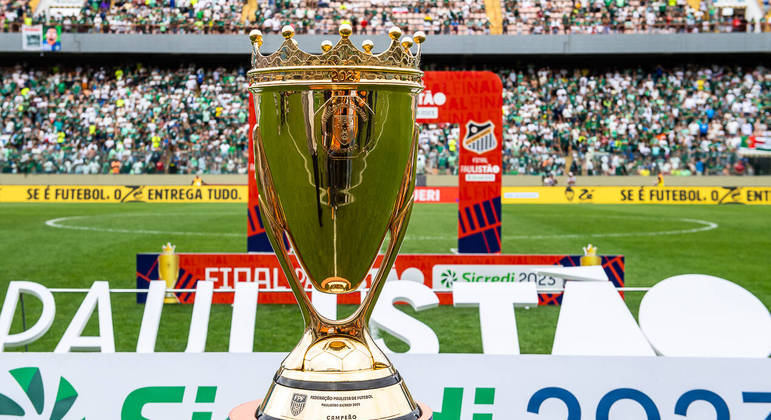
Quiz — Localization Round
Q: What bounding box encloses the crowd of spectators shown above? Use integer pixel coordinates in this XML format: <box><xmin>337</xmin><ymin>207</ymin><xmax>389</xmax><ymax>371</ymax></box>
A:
<box><xmin>0</xmin><ymin>63</ymin><xmax>767</xmax><ymax>176</ymax></box>
<box><xmin>2</xmin><ymin>0</ymin><xmax>490</xmax><ymax>35</ymax></box>
<box><xmin>402</xmin><ymin>64</ymin><xmax>768</xmax><ymax>177</ymax></box>
<box><xmin>0</xmin><ymin>64</ymin><xmax>250</xmax><ymax>174</ymax></box>
<box><xmin>2</xmin><ymin>0</ymin><xmax>767</xmax><ymax>35</ymax></box>
<box><xmin>0</xmin><ymin>0</ymin><xmax>32</xmax><ymax>31</ymax></box>
<box><xmin>498</xmin><ymin>65</ymin><xmax>768</xmax><ymax>176</ymax></box>
<box><xmin>501</xmin><ymin>0</ymin><xmax>764</xmax><ymax>34</ymax></box>
<box><xmin>70</xmin><ymin>0</ymin><xmax>249</xmax><ymax>34</ymax></box>
<box><xmin>242</xmin><ymin>0</ymin><xmax>489</xmax><ymax>36</ymax></box>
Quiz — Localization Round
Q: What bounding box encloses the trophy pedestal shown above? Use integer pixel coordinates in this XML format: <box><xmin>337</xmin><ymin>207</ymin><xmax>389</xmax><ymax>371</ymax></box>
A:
<box><xmin>228</xmin><ymin>400</ymin><xmax>433</xmax><ymax>420</ymax></box>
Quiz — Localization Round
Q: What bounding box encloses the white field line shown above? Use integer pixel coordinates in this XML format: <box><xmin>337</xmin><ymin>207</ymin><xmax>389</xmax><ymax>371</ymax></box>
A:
<box><xmin>505</xmin><ymin>218</ymin><xmax>718</xmax><ymax>240</ymax></box>
<box><xmin>44</xmin><ymin>213</ymin><xmax>718</xmax><ymax>240</ymax></box>
<box><xmin>412</xmin><ymin>216</ymin><xmax>718</xmax><ymax>240</ymax></box>
<box><xmin>45</xmin><ymin>212</ymin><xmax>244</xmax><ymax>237</ymax></box>
<box><xmin>46</xmin><ymin>216</ymin><xmax>243</xmax><ymax>237</ymax></box>
<box><xmin>395</xmin><ymin>217</ymin><xmax>718</xmax><ymax>240</ymax></box>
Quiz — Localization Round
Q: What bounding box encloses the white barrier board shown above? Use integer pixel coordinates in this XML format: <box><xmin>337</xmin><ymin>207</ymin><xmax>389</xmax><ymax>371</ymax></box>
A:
<box><xmin>0</xmin><ymin>353</ymin><xmax>769</xmax><ymax>419</ymax></box>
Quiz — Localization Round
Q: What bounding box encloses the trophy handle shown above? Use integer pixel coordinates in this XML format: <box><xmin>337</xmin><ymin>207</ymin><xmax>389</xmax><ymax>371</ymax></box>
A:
<box><xmin>253</xmin><ymin>123</ymin><xmax>315</xmax><ymax>325</ymax></box>
<box><xmin>354</xmin><ymin>122</ymin><xmax>419</xmax><ymax>324</ymax></box>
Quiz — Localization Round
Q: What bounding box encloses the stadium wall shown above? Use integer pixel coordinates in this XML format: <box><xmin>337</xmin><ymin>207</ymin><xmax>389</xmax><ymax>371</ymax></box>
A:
<box><xmin>1</xmin><ymin>33</ymin><xmax>770</xmax><ymax>55</ymax></box>
<box><xmin>2</xmin><ymin>174</ymin><xmax>770</xmax><ymax>187</ymax></box>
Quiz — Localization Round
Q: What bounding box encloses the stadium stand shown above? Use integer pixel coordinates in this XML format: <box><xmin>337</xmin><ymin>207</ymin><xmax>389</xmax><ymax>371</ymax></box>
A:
<box><xmin>499</xmin><ymin>0</ymin><xmax>759</xmax><ymax>34</ymax></box>
<box><xmin>1</xmin><ymin>0</ymin><xmax>33</xmax><ymax>30</ymax></box>
<box><xmin>498</xmin><ymin>65</ymin><xmax>768</xmax><ymax>176</ymax></box>
<box><xmin>0</xmin><ymin>64</ymin><xmax>249</xmax><ymax>174</ymax></box>
<box><xmin>1</xmin><ymin>63</ymin><xmax>766</xmax><ymax>176</ymax></box>
<box><xmin>2</xmin><ymin>0</ymin><xmax>491</xmax><ymax>34</ymax></box>
<box><xmin>2</xmin><ymin>0</ymin><xmax>769</xmax><ymax>33</ymax></box>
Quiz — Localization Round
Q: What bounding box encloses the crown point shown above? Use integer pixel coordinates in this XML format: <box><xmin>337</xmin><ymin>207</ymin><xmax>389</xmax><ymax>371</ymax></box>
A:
<box><xmin>388</xmin><ymin>26</ymin><xmax>402</xmax><ymax>40</ymax></box>
<box><xmin>248</xmin><ymin>22</ymin><xmax>422</xmax><ymax>79</ymax></box>
<box><xmin>361</xmin><ymin>39</ymin><xmax>374</xmax><ymax>54</ymax></box>
<box><xmin>281</xmin><ymin>25</ymin><xmax>295</xmax><ymax>39</ymax></box>
<box><xmin>413</xmin><ymin>31</ymin><xmax>426</xmax><ymax>44</ymax></box>
<box><xmin>249</xmin><ymin>29</ymin><xmax>263</xmax><ymax>46</ymax></box>
<box><xmin>339</xmin><ymin>23</ymin><xmax>353</xmax><ymax>38</ymax></box>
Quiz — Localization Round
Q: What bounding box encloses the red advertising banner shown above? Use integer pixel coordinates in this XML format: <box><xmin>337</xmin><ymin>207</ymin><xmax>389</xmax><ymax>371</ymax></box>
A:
<box><xmin>412</xmin><ymin>186</ymin><xmax>457</xmax><ymax>204</ymax></box>
<box><xmin>137</xmin><ymin>253</ymin><xmax>624</xmax><ymax>306</ymax></box>
<box><xmin>417</xmin><ymin>71</ymin><xmax>503</xmax><ymax>253</ymax></box>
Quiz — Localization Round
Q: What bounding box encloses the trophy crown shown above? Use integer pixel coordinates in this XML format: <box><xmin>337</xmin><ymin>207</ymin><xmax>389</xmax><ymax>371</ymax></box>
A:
<box><xmin>247</xmin><ymin>24</ymin><xmax>425</xmax><ymax>88</ymax></box>
<box><xmin>248</xmin><ymin>29</ymin><xmax>263</xmax><ymax>46</ymax></box>
<box><xmin>161</xmin><ymin>242</ymin><xmax>176</xmax><ymax>254</ymax></box>
<box><xmin>580</xmin><ymin>243</ymin><xmax>602</xmax><ymax>266</ymax></box>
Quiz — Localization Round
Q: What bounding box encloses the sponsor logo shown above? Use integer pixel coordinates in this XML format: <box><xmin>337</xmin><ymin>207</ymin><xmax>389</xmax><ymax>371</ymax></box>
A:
<box><xmin>416</xmin><ymin>107</ymin><xmax>438</xmax><ymax>119</ymax></box>
<box><xmin>416</xmin><ymin>90</ymin><xmax>446</xmax><ymax>120</ymax></box>
<box><xmin>566</xmin><ymin>187</ymin><xmax>594</xmax><ymax>202</ymax></box>
<box><xmin>0</xmin><ymin>367</ymin><xmax>79</xmax><ymax>419</ymax></box>
<box><xmin>412</xmin><ymin>187</ymin><xmax>458</xmax><ymax>204</ymax></box>
<box><xmin>503</xmin><ymin>192</ymin><xmax>539</xmax><ymax>199</ymax></box>
<box><xmin>439</xmin><ymin>269</ymin><xmax>458</xmax><ymax>288</ymax></box>
<box><xmin>459</xmin><ymin>165</ymin><xmax>500</xmax><ymax>175</ymax></box>
<box><xmin>291</xmin><ymin>393</ymin><xmax>307</xmax><ymax>416</ymax></box>
<box><xmin>564</xmin><ymin>187</ymin><xmax>575</xmax><ymax>201</ymax></box>
<box><xmin>434</xmin><ymin>385</ymin><xmax>771</xmax><ymax>419</ymax></box>
<box><xmin>0</xmin><ymin>185</ymin><xmax>245</xmax><ymax>203</ymax></box>
<box><xmin>462</xmin><ymin>121</ymin><xmax>497</xmax><ymax>155</ymax></box>
<box><xmin>432</xmin><ymin>265</ymin><xmax>562</xmax><ymax>290</ymax></box>
<box><xmin>459</xmin><ymin>156</ymin><xmax>500</xmax><ymax>184</ymax></box>
<box><xmin>503</xmin><ymin>186</ymin><xmax>771</xmax><ymax>205</ymax></box>
<box><xmin>121</xmin><ymin>385</ymin><xmax>217</xmax><ymax>419</ymax></box>
<box><xmin>434</xmin><ymin>387</ymin><xmax>495</xmax><ymax>420</ymax></box>
<box><xmin>418</xmin><ymin>90</ymin><xmax>446</xmax><ymax>107</ymax></box>
<box><xmin>464</xmin><ymin>173</ymin><xmax>496</xmax><ymax>182</ymax></box>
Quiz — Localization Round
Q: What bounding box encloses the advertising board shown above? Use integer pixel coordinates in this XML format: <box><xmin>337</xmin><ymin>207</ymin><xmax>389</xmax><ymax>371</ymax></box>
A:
<box><xmin>136</xmin><ymin>253</ymin><xmax>624</xmax><ymax>305</ymax></box>
<box><xmin>503</xmin><ymin>186</ymin><xmax>771</xmax><ymax>205</ymax></box>
<box><xmin>0</xmin><ymin>353</ymin><xmax>767</xmax><ymax>419</ymax></box>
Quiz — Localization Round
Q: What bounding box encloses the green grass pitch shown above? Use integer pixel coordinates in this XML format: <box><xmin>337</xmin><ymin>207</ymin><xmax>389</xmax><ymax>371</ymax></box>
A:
<box><xmin>0</xmin><ymin>202</ymin><xmax>768</xmax><ymax>353</ymax></box>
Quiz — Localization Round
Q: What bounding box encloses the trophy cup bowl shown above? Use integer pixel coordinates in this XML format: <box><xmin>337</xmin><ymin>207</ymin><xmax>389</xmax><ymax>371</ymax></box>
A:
<box><xmin>233</xmin><ymin>25</ymin><xmax>431</xmax><ymax>420</ymax></box>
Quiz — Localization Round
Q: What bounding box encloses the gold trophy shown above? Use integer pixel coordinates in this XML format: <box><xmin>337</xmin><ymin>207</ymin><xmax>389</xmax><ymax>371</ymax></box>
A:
<box><xmin>580</xmin><ymin>244</ymin><xmax>602</xmax><ymax>266</ymax></box>
<box><xmin>158</xmin><ymin>242</ymin><xmax>180</xmax><ymax>304</ymax></box>
<box><xmin>229</xmin><ymin>24</ymin><xmax>431</xmax><ymax>420</ymax></box>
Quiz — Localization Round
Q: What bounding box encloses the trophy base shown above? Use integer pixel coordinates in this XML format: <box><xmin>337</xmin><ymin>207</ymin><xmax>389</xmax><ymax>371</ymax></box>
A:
<box><xmin>229</xmin><ymin>400</ymin><xmax>432</xmax><ymax>420</ymax></box>
<box><xmin>247</xmin><ymin>371</ymin><xmax>423</xmax><ymax>420</ymax></box>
